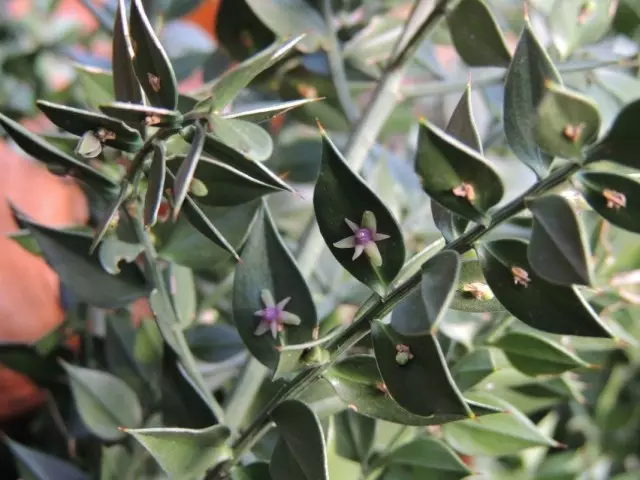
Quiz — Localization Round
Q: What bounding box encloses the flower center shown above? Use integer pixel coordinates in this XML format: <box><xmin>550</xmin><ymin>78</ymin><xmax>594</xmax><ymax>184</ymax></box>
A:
<box><xmin>354</xmin><ymin>228</ymin><xmax>373</xmax><ymax>245</ymax></box>
<box><xmin>262</xmin><ymin>306</ymin><xmax>281</xmax><ymax>323</ymax></box>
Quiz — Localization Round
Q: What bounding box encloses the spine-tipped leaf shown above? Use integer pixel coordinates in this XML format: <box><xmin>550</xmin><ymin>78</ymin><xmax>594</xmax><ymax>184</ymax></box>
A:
<box><xmin>129</xmin><ymin>0</ymin><xmax>178</xmax><ymax>109</ymax></box>
<box><xmin>573</xmin><ymin>171</ymin><xmax>640</xmax><ymax>234</ymax></box>
<box><xmin>504</xmin><ymin>21</ymin><xmax>562</xmax><ymax>178</ymax></box>
<box><xmin>232</xmin><ymin>204</ymin><xmax>318</xmax><ymax>372</ymax></box>
<box><xmin>314</xmin><ymin>129</ymin><xmax>405</xmax><ymax>296</ymax></box>
<box><xmin>447</xmin><ymin>0</ymin><xmax>512</xmax><ymax>68</ymax></box>
<box><xmin>476</xmin><ymin>238</ymin><xmax>612</xmax><ymax>337</ymax></box>
<box><xmin>527</xmin><ymin>194</ymin><xmax>593</xmax><ymax>286</ymax></box>
<box><xmin>415</xmin><ymin>120</ymin><xmax>504</xmax><ymax>225</ymax></box>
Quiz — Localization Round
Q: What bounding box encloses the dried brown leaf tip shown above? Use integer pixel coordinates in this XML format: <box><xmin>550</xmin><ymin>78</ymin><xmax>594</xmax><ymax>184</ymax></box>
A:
<box><xmin>462</xmin><ymin>282</ymin><xmax>494</xmax><ymax>300</ymax></box>
<box><xmin>395</xmin><ymin>344</ymin><xmax>414</xmax><ymax>365</ymax></box>
<box><xmin>148</xmin><ymin>73</ymin><xmax>161</xmax><ymax>92</ymax></box>
<box><xmin>452</xmin><ymin>182</ymin><xmax>476</xmax><ymax>202</ymax></box>
<box><xmin>603</xmin><ymin>189</ymin><xmax>626</xmax><ymax>210</ymax></box>
<box><xmin>562</xmin><ymin>123</ymin><xmax>585</xmax><ymax>143</ymax></box>
<box><xmin>511</xmin><ymin>266</ymin><xmax>531</xmax><ymax>287</ymax></box>
<box><xmin>375</xmin><ymin>382</ymin><xmax>390</xmax><ymax>396</ymax></box>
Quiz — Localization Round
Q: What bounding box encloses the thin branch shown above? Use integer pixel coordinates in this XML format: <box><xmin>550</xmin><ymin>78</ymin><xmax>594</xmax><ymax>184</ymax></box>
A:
<box><xmin>322</xmin><ymin>0</ymin><xmax>359</xmax><ymax>124</ymax></box>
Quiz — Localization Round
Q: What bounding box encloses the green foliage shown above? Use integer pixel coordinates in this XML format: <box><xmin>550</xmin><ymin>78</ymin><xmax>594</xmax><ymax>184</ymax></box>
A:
<box><xmin>3</xmin><ymin>1</ymin><xmax>640</xmax><ymax>479</ymax></box>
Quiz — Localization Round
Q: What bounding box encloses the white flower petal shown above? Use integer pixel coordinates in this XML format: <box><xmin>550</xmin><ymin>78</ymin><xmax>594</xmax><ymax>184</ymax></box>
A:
<box><xmin>352</xmin><ymin>244</ymin><xmax>365</xmax><ymax>260</ymax></box>
<box><xmin>281</xmin><ymin>312</ymin><xmax>301</xmax><ymax>325</ymax></box>
<box><xmin>277</xmin><ymin>297</ymin><xmax>291</xmax><ymax>310</ymax></box>
<box><xmin>374</xmin><ymin>233</ymin><xmax>390</xmax><ymax>241</ymax></box>
<box><xmin>333</xmin><ymin>236</ymin><xmax>356</xmax><ymax>248</ymax></box>
<box><xmin>270</xmin><ymin>321</ymin><xmax>279</xmax><ymax>339</ymax></box>
<box><xmin>254</xmin><ymin>322</ymin><xmax>269</xmax><ymax>336</ymax></box>
<box><xmin>364</xmin><ymin>242</ymin><xmax>383</xmax><ymax>267</ymax></box>
<box><xmin>254</xmin><ymin>309</ymin><xmax>265</xmax><ymax>317</ymax></box>
<box><xmin>261</xmin><ymin>289</ymin><xmax>275</xmax><ymax>308</ymax></box>
<box><xmin>345</xmin><ymin>218</ymin><xmax>359</xmax><ymax>233</ymax></box>
<box><xmin>361</xmin><ymin>211</ymin><xmax>377</xmax><ymax>234</ymax></box>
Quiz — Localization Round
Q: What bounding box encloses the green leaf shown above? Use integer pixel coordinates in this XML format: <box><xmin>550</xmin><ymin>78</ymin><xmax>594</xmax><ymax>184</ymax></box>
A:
<box><xmin>432</xmin><ymin>85</ymin><xmax>481</xmax><ymax>242</ymax></box>
<box><xmin>232</xmin><ymin>204</ymin><xmax>318</xmax><ymax>372</ymax></box>
<box><xmin>105</xmin><ymin>313</ymin><xmax>159</xmax><ymax>402</ymax></box>
<box><xmin>415</xmin><ymin>120</ymin><xmax>504</xmax><ymax>225</ymax></box>
<box><xmin>185</xmin><ymin>324</ymin><xmax>245</xmax><ymax>363</ymax></box>
<box><xmin>101</xmin><ymin>445</ymin><xmax>130</xmax><ymax>480</ymax></box>
<box><xmin>391</xmin><ymin>251</ymin><xmax>461</xmax><ymax>336</ymax></box>
<box><xmin>333</xmin><ymin>410</ymin><xmax>375</xmax><ymax>463</ymax></box>
<box><xmin>0</xmin><ymin>112</ymin><xmax>116</xmax><ymax>192</ymax></box>
<box><xmin>7</xmin><ymin>230</ymin><xmax>41</xmax><ymax>255</ymax></box>
<box><xmin>36</xmin><ymin>100</ymin><xmax>143</xmax><ymax>153</ymax></box>
<box><xmin>451</xmin><ymin>347</ymin><xmax>502</xmax><ymax>391</ymax></box>
<box><xmin>447</xmin><ymin>0</ymin><xmax>512</xmax><ymax>68</ymax></box>
<box><xmin>199</xmin><ymin>132</ymin><xmax>293</xmax><ymax>193</ymax></box>
<box><xmin>492</xmin><ymin>331</ymin><xmax>590</xmax><ymax>376</ymax></box>
<box><xmin>314</xmin><ymin>130</ymin><xmax>405</xmax><ymax>296</ymax></box>
<box><xmin>504</xmin><ymin>21</ymin><xmax>562</xmax><ymax>178</ymax></box>
<box><xmin>209</xmin><ymin>115</ymin><xmax>274</xmax><ymax>162</ymax></box>
<box><xmin>574</xmin><ymin>170</ymin><xmax>640</xmax><ymax>234</ymax></box>
<box><xmin>535</xmin><ymin>84</ymin><xmax>601</xmax><ymax>160</ymax></box>
<box><xmin>165</xmin><ymin>263</ymin><xmax>197</xmax><ymax>328</ymax></box>
<box><xmin>325</xmin><ymin>355</ymin><xmax>499</xmax><ymax>426</ymax></box>
<box><xmin>125</xmin><ymin>425</ymin><xmax>232</xmax><ymax>479</ymax></box>
<box><xmin>160</xmin><ymin>349</ymin><xmax>219</xmax><ymax>429</ymax></box>
<box><xmin>246</xmin><ymin>0</ymin><xmax>327</xmax><ymax>52</ymax></box>
<box><xmin>144</xmin><ymin>142</ymin><xmax>166</xmax><ymax>228</ymax></box>
<box><xmin>270</xmin><ymin>438</ymin><xmax>308</xmax><ymax>480</ymax></box>
<box><xmin>271</xmin><ymin>400</ymin><xmax>329</xmax><ymax>480</ymax></box>
<box><xmin>157</xmin><ymin>201</ymin><xmax>259</xmax><ymax>270</ymax></box>
<box><xmin>61</xmin><ymin>361</ymin><xmax>143</xmax><ymax>441</ymax></box>
<box><xmin>163</xmin><ymin>169</ymin><xmax>241</xmax><ymax>262</ymax></box>
<box><xmin>74</xmin><ymin>65</ymin><xmax>115</xmax><ymax>111</ymax></box>
<box><xmin>167</xmin><ymin>156</ymin><xmax>286</xmax><ymax>209</ymax></box>
<box><xmin>173</xmin><ymin>122</ymin><xmax>206</xmax><ymax>219</ymax></box>
<box><xmin>549</xmin><ymin>0</ymin><xmax>616</xmax><ymax>59</ymax></box>
<box><xmin>129</xmin><ymin>0</ymin><xmax>178</xmax><ymax>109</ymax></box>
<box><xmin>378</xmin><ymin>438</ymin><xmax>471</xmax><ymax>480</ymax></box>
<box><xmin>112</xmin><ymin>0</ymin><xmax>143</xmax><ymax>106</ymax></box>
<box><xmin>585</xmin><ymin>98</ymin><xmax>640</xmax><ymax>168</ymax></box>
<box><xmin>202</xmin><ymin>35</ymin><xmax>305</xmax><ymax>110</ymax></box>
<box><xmin>528</xmin><ymin>194</ymin><xmax>593</xmax><ymax>286</ymax></box>
<box><xmin>0</xmin><ymin>344</ymin><xmax>68</xmax><ymax>390</ymax></box>
<box><xmin>450</xmin><ymin>258</ymin><xmax>504</xmax><ymax>312</ymax></box>
<box><xmin>442</xmin><ymin>393</ymin><xmax>561</xmax><ymax>456</ymax></box>
<box><xmin>4</xmin><ymin>437</ymin><xmax>87</xmax><ymax>480</ymax></box>
<box><xmin>231</xmin><ymin>462</ymin><xmax>272</xmax><ymax>480</ymax></box>
<box><xmin>476</xmin><ymin>239</ymin><xmax>612</xmax><ymax>337</ymax></box>
<box><xmin>224</xmin><ymin>98</ymin><xmax>322</xmax><ymax>123</ymax></box>
<box><xmin>371</xmin><ymin>322</ymin><xmax>475</xmax><ymax>418</ymax></box>
<box><xmin>15</xmin><ymin>213</ymin><xmax>151</xmax><ymax>309</ymax></box>
<box><xmin>100</xmin><ymin>102</ymin><xmax>183</xmax><ymax>128</ymax></box>
<box><xmin>90</xmin><ymin>186</ymin><xmax>130</xmax><ymax>253</ymax></box>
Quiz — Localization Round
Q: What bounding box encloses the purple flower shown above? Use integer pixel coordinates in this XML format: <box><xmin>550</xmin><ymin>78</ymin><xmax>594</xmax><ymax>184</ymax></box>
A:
<box><xmin>333</xmin><ymin>211</ymin><xmax>390</xmax><ymax>267</ymax></box>
<box><xmin>254</xmin><ymin>289</ymin><xmax>301</xmax><ymax>338</ymax></box>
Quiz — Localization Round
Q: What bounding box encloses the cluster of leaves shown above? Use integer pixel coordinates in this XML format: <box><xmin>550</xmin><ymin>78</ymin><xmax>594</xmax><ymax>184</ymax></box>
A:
<box><xmin>2</xmin><ymin>0</ymin><xmax>640</xmax><ymax>480</ymax></box>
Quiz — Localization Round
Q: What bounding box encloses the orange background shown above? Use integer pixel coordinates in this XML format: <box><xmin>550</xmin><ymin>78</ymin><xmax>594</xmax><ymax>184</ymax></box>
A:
<box><xmin>0</xmin><ymin>0</ymin><xmax>220</xmax><ymax>421</ymax></box>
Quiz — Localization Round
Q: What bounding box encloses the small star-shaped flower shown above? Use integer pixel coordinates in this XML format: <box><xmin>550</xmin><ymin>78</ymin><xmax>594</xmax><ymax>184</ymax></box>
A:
<box><xmin>333</xmin><ymin>211</ymin><xmax>390</xmax><ymax>267</ymax></box>
<box><xmin>254</xmin><ymin>289</ymin><xmax>301</xmax><ymax>339</ymax></box>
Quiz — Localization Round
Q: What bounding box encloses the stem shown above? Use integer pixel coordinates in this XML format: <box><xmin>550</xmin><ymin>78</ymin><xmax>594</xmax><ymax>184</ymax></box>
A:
<box><xmin>132</xmin><ymin>208</ymin><xmax>226</xmax><ymax>422</ymax></box>
<box><xmin>210</xmin><ymin>160</ymin><xmax>581</xmax><ymax>478</ymax></box>
<box><xmin>402</xmin><ymin>56</ymin><xmax>637</xmax><ymax>99</ymax></box>
<box><xmin>322</xmin><ymin>0</ymin><xmax>359</xmax><ymax>124</ymax></box>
